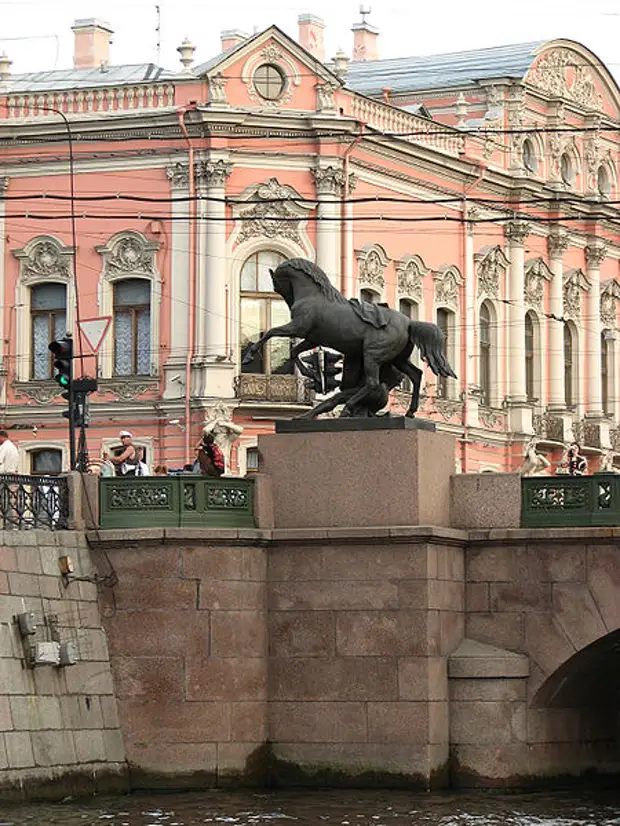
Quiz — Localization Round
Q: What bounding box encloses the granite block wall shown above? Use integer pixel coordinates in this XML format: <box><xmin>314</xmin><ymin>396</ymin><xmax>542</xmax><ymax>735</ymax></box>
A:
<box><xmin>0</xmin><ymin>529</ymin><xmax>126</xmax><ymax>800</ymax></box>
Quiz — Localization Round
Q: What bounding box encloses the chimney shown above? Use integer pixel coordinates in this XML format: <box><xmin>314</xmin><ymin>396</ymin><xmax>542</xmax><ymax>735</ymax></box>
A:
<box><xmin>220</xmin><ymin>29</ymin><xmax>248</xmax><ymax>52</ymax></box>
<box><xmin>298</xmin><ymin>14</ymin><xmax>325</xmax><ymax>63</ymax></box>
<box><xmin>0</xmin><ymin>53</ymin><xmax>12</xmax><ymax>82</ymax></box>
<box><xmin>352</xmin><ymin>6</ymin><xmax>379</xmax><ymax>62</ymax></box>
<box><xmin>72</xmin><ymin>18</ymin><xmax>113</xmax><ymax>70</ymax></box>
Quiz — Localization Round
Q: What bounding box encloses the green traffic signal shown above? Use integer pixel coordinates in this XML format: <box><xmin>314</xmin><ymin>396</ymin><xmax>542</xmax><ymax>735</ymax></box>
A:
<box><xmin>58</xmin><ymin>374</ymin><xmax>70</xmax><ymax>387</ymax></box>
<box><xmin>48</xmin><ymin>335</ymin><xmax>73</xmax><ymax>390</ymax></box>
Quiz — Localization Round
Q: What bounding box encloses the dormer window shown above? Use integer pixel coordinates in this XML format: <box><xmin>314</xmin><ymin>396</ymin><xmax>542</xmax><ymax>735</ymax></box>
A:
<box><xmin>254</xmin><ymin>63</ymin><xmax>285</xmax><ymax>101</ymax></box>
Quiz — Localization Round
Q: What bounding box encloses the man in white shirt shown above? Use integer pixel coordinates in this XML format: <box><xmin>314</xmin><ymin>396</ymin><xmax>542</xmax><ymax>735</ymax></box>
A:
<box><xmin>0</xmin><ymin>430</ymin><xmax>19</xmax><ymax>474</ymax></box>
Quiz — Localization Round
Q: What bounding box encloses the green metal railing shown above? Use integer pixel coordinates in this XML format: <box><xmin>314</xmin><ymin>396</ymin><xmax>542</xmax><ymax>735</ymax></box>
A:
<box><xmin>521</xmin><ymin>474</ymin><xmax>620</xmax><ymax>528</ymax></box>
<box><xmin>99</xmin><ymin>475</ymin><xmax>255</xmax><ymax>529</ymax></box>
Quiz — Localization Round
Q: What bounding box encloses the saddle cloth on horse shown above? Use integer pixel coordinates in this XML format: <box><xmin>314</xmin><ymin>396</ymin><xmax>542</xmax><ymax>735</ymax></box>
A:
<box><xmin>348</xmin><ymin>298</ymin><xmax>391</xmax><ymax>329</ymax></box>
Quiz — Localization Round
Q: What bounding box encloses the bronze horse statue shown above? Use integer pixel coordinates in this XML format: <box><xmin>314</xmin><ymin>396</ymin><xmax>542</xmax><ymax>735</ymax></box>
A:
<box><xmin>242</xmin><ymin>258</ymin><xmax>457</xmax><ymax>419</ymax></box>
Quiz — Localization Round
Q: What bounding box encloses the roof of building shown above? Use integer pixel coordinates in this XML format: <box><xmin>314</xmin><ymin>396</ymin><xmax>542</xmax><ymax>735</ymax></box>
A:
<box><xmin>5</xmin><ymin>63</ymin><xmax>177</xmax><ymax>93</ymax></box>
<box><xmin>344</xmin><ymin>41</ymin><xmax>545</xmax><ymax>95</ymax></box>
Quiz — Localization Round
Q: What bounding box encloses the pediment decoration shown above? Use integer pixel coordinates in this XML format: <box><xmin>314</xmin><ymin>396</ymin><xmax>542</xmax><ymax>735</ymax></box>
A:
<box><xmin>241</xmin><ymin>42</ymin><xmax>301</xmax><ymax>108</ymax></box>
<box><xmin>524</xmin><ymin>258</ymin><xmax>553</xmax><ymax>310</ymax></box>
<box><xmin>526</xmin><ymin>49</ymin><xmax>603</xmax><ymax>111</ymax></box>
<box><xmin>563</xmin><ymin>268</ymin><xmax>590</xmax><ymax>320</ymax></box>
<box><xmin>96</xmin><ymin>231</ymin><xmax>160</xmax><ymax>280</ymax></box>
<box><xmin>208</xmin><ymin>72</ymin><xmax>228</xmax><ymax>105</ymax></box>
<box><xmin>601</xmin><ymin>279</ymin><xmax>620</xmax><ymax>327</ymax></box>
<box><xmin>357</xmin><ymin>244</ymin><xmax>389</xmax><ymax>291</ymax></box>
<box><xmin>13</xmin><ymin>236</ymin><xmax>74</xmax><ymax>285</ymax></box>
<box><xmin>475</xmin><ymin>245</ymin><xmax>509</xmax><ymax>299</ymax></box>
<box><xmin>233</xmin><ymin>178</ymin><xmax>314</xmax><ymax>246</ymax></box>
<box><xmin>395</xmin><ymin>254</ymin><xmax>429</xmax><ymax>303</ymax></box>
<box><xmin>434</xmin><ymin>265</ymin><xmax>463</xmax><ymax>310</ymax></box>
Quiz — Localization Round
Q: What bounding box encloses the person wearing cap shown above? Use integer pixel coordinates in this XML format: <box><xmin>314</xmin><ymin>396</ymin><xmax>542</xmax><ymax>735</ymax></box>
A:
<box><xmin>104</xmin><ymin>431</ymin><xmax>139</xmax><ymax>476</ymax></box>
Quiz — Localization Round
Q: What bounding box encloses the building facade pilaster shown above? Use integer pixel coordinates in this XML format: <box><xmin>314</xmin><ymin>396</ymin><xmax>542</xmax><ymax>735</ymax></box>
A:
<box><xmin>584</xmin><ymin>239</ymin><xmax>606</xmax><ymax>418</ymax></box>
<box><xmin>504</xmin><ymin>220</ymin><xmax>532</xmax><ymax>434</ymax></box>
<box><xmin>464</xmin><ymin>209</ymin><xmax>478</xmax><ymax>427</ymax></box>
<box><xmin>312</xmin><ymin>164</ymin><xmax>344</xmax><ymax>287</ymax></box>
<box><xmin>547</xmin><ymin>231</ymin><xmax>569</xmax><ymax>411</ymax></box>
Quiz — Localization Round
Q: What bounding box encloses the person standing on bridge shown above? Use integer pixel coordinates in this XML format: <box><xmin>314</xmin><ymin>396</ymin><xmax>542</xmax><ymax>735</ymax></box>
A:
<box><xmin>0</xmin><ymin>430</ymin><xmax>19</xmax><ymax>474</ymax></box>
<box><xmin>567</xmin><ymin>443</ymin><xmax>588</xmax><ymax>476</ymax></box>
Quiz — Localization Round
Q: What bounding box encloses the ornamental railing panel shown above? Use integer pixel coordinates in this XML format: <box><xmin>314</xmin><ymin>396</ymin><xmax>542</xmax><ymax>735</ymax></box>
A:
<box><xmin>350</xmin><ymin>96</ymin><xmax>465</xmax><ymax>157</ymax></box>
<box><xmin>5</xmin><ymin>84</ymin><xmax>176</xmax><ymax>119</ymax></box>
<box><xmin>234</xmin><ymin>373</ymin><xmax>312</xmax><ymax>405</ymax></box>
<box><xmin>0</xmin><ymin>473</ymin><xmax>69</xmax><ymax>530</ymax></box>
<box><xmin>521</xmin><ymin>474</ymin><xmax>620</xmax><ymax>528</ymax></box>
<box><xmin>100</xmin><ymin>476</ymin><xmax>255</xmax><ymax>529</ymax></box>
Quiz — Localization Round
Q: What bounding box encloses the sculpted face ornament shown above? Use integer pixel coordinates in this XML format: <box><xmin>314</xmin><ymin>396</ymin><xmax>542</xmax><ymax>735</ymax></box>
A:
<box><xmin>241</xmin><ymin>258</ymin><xmax>457</xmax><ymax>420</ymax></box>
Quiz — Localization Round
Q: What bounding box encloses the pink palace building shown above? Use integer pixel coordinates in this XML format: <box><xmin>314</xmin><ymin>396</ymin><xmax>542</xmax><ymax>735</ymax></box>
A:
<box><xmin>0</xmin><ymin>12</ymin><xmax>619</xmax><ymax>475</ymax></box>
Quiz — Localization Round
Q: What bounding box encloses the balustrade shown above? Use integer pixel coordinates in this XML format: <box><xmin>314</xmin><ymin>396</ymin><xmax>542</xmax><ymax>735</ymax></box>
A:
<box><xmin>0</xmin><ymin>473</ymin><xmax>69</xmax><ymax>530</ymax></box>
<box><xmin>5</xmin><ymin>84</ymin><xmax>175</xmax><ymax>118</ymax></box>
<box><xmin>521</xmin><ymin>474</ymin><xmax>620</xmax><ymax>527</ymax></box>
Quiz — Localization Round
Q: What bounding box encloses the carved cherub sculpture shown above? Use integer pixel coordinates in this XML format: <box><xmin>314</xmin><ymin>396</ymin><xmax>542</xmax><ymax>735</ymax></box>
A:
<box><xmin>520</xmin><ymin>438</ymin><xmax>551</xmax><ymax>476</ymax></box>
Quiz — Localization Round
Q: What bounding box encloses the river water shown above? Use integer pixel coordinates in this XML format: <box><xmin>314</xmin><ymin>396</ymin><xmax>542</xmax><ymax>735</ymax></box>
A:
<box><xmin>0</xmin><ymin>790</ymin><xmax>619</xmax><ymax>826</ymax></box>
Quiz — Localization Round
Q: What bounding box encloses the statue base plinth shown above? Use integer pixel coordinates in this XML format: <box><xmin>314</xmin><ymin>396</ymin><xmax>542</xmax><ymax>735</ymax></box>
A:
<box><xmin>275</xmin><ymin>416</ymin><xmax>436</xmax><ymax>434</ymax></box>
<box><xmin>257</xmin><ymin>423</ymin><xmax>454</xmax><ymax>529</ymax></box>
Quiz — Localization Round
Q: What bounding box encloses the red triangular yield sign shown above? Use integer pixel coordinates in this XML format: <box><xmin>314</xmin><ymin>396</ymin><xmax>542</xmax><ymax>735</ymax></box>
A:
<box><xmin>78</xmin><ymin>317</ymin><xmax>112</xmax><ymax>354</ymax></box>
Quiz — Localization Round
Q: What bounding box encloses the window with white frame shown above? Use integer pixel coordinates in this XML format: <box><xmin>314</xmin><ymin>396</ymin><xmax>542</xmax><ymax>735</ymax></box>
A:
<box><xmin>30</xmin><ymin>448</ymin><xmax>62</xmax><ymax>475</ymax></box>
<box><xmin>436</xmin><ymin>307</ymin><xmax>454</xmax><ymax>399</ymax></box>
<box><xmin>564</xmin><ymin>323</ymin><xmax>576</xmax><ymax>408</ymax></box>
<box><xmin>113</xmin><ymin>278</ymin><xmax>151</xmax><ymax>376</ymax></box>
<box><xmin>95</xmin><ymin>232</ymin><xmax>161</xmax><ymax>379</ymax></box>
<box><xmin>12</xmin><ymin>236</ymin><xmax>75</xmax><ymax>384</ymax></box>
<box><xmin>479</xmin><ymin>302</ymin><xmax>492</xmax><ymax>406</ymax></box>
<box><xmin>31</xmin><ymin>283</ymin><xmax>67</xmax><ymax>380</ymax></box>
<box><xmin>525</xmin><ymin>311</ymin><xmax>536</xmax><ymax>402</ymax></box>
<box><xmin>602</xmin><ymin>330</ymin><xmax>614</xmax><ymax>416</ymax></box>
<box><xmin>240</xmin><ymin>250</ymin><xmax>292</xmax><ymax>375</ymax></box>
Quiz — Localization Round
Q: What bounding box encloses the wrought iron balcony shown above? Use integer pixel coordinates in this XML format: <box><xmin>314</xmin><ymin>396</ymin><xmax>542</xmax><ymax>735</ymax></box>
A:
<box><xmin>0</xmin><ymin>473</ymin><xmax>69</xmax><ymax>530</ymax></box>
<box><xmin>99</xmin><ymin>475</ymin><xmax>255</xmax><ymax>530</ymax></box>
<box><xmin>234</xmin><ymin>373</ymin><xmax>312</xmax><ymax>405</ymax></box>
<box><xmin>521</xmin><ymin>474</ymin><xmax>620</xmax><ymax>528</ymax></box>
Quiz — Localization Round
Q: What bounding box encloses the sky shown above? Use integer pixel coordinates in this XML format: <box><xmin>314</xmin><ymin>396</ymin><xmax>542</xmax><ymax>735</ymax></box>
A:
<box><xmin>0</xmin><ymin>0</ymin><xmax>619</xmax><ymax>81</ymax></box>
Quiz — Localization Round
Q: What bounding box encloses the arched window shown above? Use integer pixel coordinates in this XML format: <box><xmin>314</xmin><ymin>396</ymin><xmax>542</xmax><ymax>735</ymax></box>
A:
<box><xmin>398</xmin><ymin>299</ymin><xmax>419</xmax><ymax>388</ymax></box>
<box><xmin>564</xmin><ymin>324</ymin><xmax>574</xmax><ymax>407</ymax></box>
<box><xmin>598</xmin><ymin>165</ymin><xmax>612</xmax><ymax>198</ymax></box>
<box><xmin>436</xmin><ymin>308</ymin><xmax>453</xmax><ymax>399</ymax></box>
<box><xmin>522</xmin><ymin>139</ymin><xmax>537</xmax><ymax>174</ymax></box>
<box><xmin>30</xmin><ymin>448</ymin><xmax>62</xmax><ymax>475</ymax></box>
<box><xmin>479</xmin><ymin>302</ymin><xmax>492</xmax><ymax>405</ymax></box>
<box><xmin>31</xmin><ymin>283</ymin><xmax>67</xmax><ymax>380</ymax></box>
<box><xmin>240</xmin><ymin>250</ymin><xmax>292</xmax><ymax>375</ymax></box>
<box><xmin>525</xmin><ymin>312</ymin><xmax>536</xmax><ymax>401</ymax></box>
<box><xmin>113</xmin><ymin>278</ymin><xmax>151</xmax><ymax>376</ymax></box>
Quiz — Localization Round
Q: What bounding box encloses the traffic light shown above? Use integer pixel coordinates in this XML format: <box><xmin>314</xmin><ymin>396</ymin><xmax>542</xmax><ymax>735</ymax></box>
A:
<box><xmin>298</xmin><ymin>348</ymin><xmax>342</xmax><ymax>394</ymax></box>
<box><xmin>48</xmin><ymin>335</ymin><xmax>73</xmax><ymax>390</ymax></box>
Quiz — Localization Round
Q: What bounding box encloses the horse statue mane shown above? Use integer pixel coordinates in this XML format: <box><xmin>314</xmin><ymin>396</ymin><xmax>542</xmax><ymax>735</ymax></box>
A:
<box><xmin>274</xmin><ymin>258</ymin><xmax>347</xmax><ymax>304</ymax></box>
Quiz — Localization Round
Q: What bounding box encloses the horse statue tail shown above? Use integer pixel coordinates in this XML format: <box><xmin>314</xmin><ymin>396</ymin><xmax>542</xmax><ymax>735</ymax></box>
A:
<box><xmin>409</xmin><ymin>320</ymin><xmax>457</xmax><ymax>378</ymax></box>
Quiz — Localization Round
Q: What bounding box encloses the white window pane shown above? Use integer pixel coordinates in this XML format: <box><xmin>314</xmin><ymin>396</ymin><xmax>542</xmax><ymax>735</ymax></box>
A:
<box><xmin>114</xmin><ymin>311</ymin><xmax>133</xmax><ymax>375</ymax></box>
<box><xmin>136</xmin><ymin>309</ymin><xmax>151</xmax><ymax>375</ymax></box>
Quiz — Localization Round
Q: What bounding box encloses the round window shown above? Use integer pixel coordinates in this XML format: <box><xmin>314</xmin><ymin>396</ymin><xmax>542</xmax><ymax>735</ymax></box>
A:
<box><xmin>522</xmin><ymin>139</ymin><xmax>536</xmax><ymax>173</ymax></box>
<box><xmin>253</xmin><ymin>63</ymin><xmax>285</xmax><ymax>101</ymax></box>
<box><xmin>560</xmin><ymin>153</ymin><xmax>573</xmax><ymax>186</ymax></box>
<box><xmin>597</xmin><ymin>165</ymin><xmax>611</xmax><ymax>197</ymax></box>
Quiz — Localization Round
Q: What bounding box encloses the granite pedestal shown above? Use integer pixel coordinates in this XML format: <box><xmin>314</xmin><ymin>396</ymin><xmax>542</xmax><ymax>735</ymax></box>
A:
<box><xmin>258</xmin><ymin>417</ymin><xmax>455</xmax><ymax>529</ymax></box>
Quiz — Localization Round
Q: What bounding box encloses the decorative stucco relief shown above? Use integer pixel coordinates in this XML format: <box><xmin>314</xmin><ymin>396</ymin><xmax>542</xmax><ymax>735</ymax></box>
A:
<box><xmin>475</xmin><ymin>245</ymin><xmax>509</xmax><ymax>299</ymax></box>
<box><xmin>600</xmin><ymin>279</ymin><xmax>620</xmax><ymax>328</ymax></box>
<box><xmin>395</xmin><ymin>254</ymin><xmax>429</xmax><ymax>303</ymax></box>
<box><xmin>526</xmin><ymin>49</ymin><xmax>603</xmax><ymax>110</ymax></box>
<box><xmin>524</xmin><ymin>258</ymin><xmax>553</xmax><ymax>311</ymax></box>
<box><xmin>434</xmin><ymin>265</ymin><xmax>463</xmax><ymax>310</ymax></box>
<box><xmin>13</xmin><ymin>237</ymin><xmax>74</xmax><ymax>285</ymax></box>
<box><xmin>235</xmin><ymin>178</ymin><xmax>312</xmax><ymax>246</ymax></box>
<box><xmin>563</xmin><ymin>268</ymin><xmax>590</xmax><ymax>319</ymax></box>
<box><xmin>95</xmin><ymin>232</ymin><xmax>160</xmax><ymax>279</ymax></box>
<box><xmin>357</xmin><ymin>245</ymin><xmax>389</xmax><ymax>291</ymax></box>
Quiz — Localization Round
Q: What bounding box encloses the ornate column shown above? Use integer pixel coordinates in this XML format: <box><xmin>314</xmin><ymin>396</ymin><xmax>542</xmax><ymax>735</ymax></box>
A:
<box><xmin>584</xmin><ymin>239</ymin><xmax>606</xmax><ymax>419</ymax></box>
<box><xmin>164</xmin><ymin>163</ymin><xmax>191</xmax><ymax>399</ymax></box>
<box><xmin>547</xmin><ymin>231</ymin><xmax>569</xmax><ymax>411</ymax></box>
<box><xmin>463</xmin><ymin>208</ymin><xmax>478</xmax><ymax>427</ymax></box>
<box><xmin>312</xmin><ymin>164</ymin><xmax>344</xmax><ymax>287</ymax></box>
<box><xmin>504</xmin><ymin>220</ymin><xmax>532</xmax><ymax>433</ymax></box>
<box><xmin>201</xmin><ymin>158</ymin><xmax>232</xmax><ymax>364</ymax></box>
